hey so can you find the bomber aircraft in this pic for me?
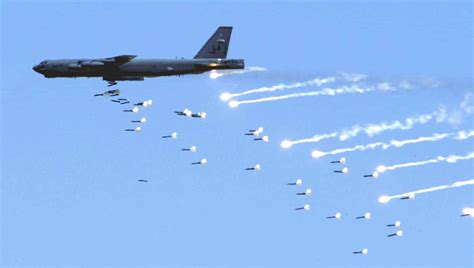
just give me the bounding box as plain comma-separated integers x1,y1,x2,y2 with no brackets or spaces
33,27,244,86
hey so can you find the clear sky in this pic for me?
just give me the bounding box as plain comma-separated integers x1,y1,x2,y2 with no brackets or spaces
1,0,473,267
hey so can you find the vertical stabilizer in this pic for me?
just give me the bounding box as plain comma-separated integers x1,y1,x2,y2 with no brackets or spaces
194,26,232,59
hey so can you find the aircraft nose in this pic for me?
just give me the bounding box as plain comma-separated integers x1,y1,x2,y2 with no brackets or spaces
33,65,43,73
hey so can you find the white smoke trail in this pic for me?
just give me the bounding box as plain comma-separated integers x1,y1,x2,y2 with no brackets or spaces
460,92,474,115
375,152,474,175
310,130,474,158
228,83,396,108
340,72,368,82
447,92,474,125
209,66,267,79
378,179,474,203
281,108,447,148
220,76,337,101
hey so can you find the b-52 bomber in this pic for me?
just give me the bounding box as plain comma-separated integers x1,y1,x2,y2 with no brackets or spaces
33,27,244,86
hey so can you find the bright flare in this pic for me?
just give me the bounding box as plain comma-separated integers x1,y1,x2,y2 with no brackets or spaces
209,71,222,79
378,195,391,203
312,150,325,158
281,140,293,149
376,165,387,173
229,101,239,108
254,164,261,172
220,92,233,101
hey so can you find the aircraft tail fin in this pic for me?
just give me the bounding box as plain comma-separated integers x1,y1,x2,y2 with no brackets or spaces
194,26,232,59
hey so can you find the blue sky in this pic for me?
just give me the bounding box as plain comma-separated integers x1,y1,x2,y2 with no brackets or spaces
1,1,473,267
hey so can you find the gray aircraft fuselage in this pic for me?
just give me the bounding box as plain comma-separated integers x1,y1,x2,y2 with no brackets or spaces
33,58,244,81
32,26,244,85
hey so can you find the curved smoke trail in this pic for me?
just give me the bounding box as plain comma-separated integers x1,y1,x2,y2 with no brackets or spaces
375,152,474,175
228,83,397,108
220,76,337,101
310,130,474,159
281,108,447,148
378,179,474,203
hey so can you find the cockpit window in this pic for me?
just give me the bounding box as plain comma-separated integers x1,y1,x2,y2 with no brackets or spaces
40,60,49,65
